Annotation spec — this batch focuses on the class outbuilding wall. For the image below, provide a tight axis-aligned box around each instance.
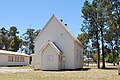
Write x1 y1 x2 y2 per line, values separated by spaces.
0 54 29 66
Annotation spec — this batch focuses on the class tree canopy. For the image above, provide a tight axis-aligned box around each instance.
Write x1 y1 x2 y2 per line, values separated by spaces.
78 0 120 69
0 27 40 55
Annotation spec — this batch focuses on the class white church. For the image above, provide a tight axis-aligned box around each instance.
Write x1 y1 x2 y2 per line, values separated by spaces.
32 15 84 70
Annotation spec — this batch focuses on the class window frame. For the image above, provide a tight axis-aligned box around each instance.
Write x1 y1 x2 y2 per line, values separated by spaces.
8 56 14 62
47 55 54 61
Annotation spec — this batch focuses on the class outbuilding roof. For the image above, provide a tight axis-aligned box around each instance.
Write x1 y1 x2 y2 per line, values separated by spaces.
0 50 30 57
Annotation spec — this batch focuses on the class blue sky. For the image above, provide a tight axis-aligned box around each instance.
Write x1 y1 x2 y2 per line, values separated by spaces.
0 0 92 36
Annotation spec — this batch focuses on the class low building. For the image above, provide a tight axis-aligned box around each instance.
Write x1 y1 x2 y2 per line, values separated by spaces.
0 50 29 66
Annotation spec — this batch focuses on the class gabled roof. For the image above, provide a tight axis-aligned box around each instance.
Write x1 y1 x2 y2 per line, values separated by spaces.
0 50 30 57
35 15 84 48
40 41 62 55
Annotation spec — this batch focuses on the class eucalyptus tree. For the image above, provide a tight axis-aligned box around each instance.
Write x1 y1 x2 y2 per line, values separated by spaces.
22 28 40 54
81 0 101 68
9 26 22 52
81 0 120 68
104 0 120 65
0 27 10 50
77 33 89 55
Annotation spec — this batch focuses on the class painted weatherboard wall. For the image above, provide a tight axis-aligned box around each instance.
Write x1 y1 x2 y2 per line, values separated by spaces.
0 54 29 66
74 41 83 68
41 44 60 70
34 16 75 69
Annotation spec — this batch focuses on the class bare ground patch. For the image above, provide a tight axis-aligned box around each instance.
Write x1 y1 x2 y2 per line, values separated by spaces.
0 67 33 73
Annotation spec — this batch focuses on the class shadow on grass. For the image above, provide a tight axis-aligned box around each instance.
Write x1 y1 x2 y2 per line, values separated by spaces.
0 65 33 69
7 65 26 67
101 67 118 70
63 68 91 71
39 68 91 72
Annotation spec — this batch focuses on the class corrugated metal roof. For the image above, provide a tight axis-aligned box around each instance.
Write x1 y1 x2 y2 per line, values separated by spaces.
0 50 30 57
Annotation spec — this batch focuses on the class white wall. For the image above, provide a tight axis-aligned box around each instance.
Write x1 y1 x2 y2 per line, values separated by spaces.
0 54 29 66
41 44 59 70
34 16 75 69
74 41 83 68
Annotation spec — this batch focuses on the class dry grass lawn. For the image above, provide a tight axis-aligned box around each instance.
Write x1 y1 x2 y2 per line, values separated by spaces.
0 65 120 80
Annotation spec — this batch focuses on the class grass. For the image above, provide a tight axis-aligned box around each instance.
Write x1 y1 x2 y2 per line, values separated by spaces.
0 64 120 80
11 65 33 69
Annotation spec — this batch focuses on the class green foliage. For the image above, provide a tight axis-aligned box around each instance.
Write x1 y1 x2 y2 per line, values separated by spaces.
106 53 114 63
81 0 120 68
0 27 22 52
0 27 40 53
22 28 40 54
81 0 102 68
9 26 22 52
92 53 98 62
77 33 89 48
106 53 120 63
